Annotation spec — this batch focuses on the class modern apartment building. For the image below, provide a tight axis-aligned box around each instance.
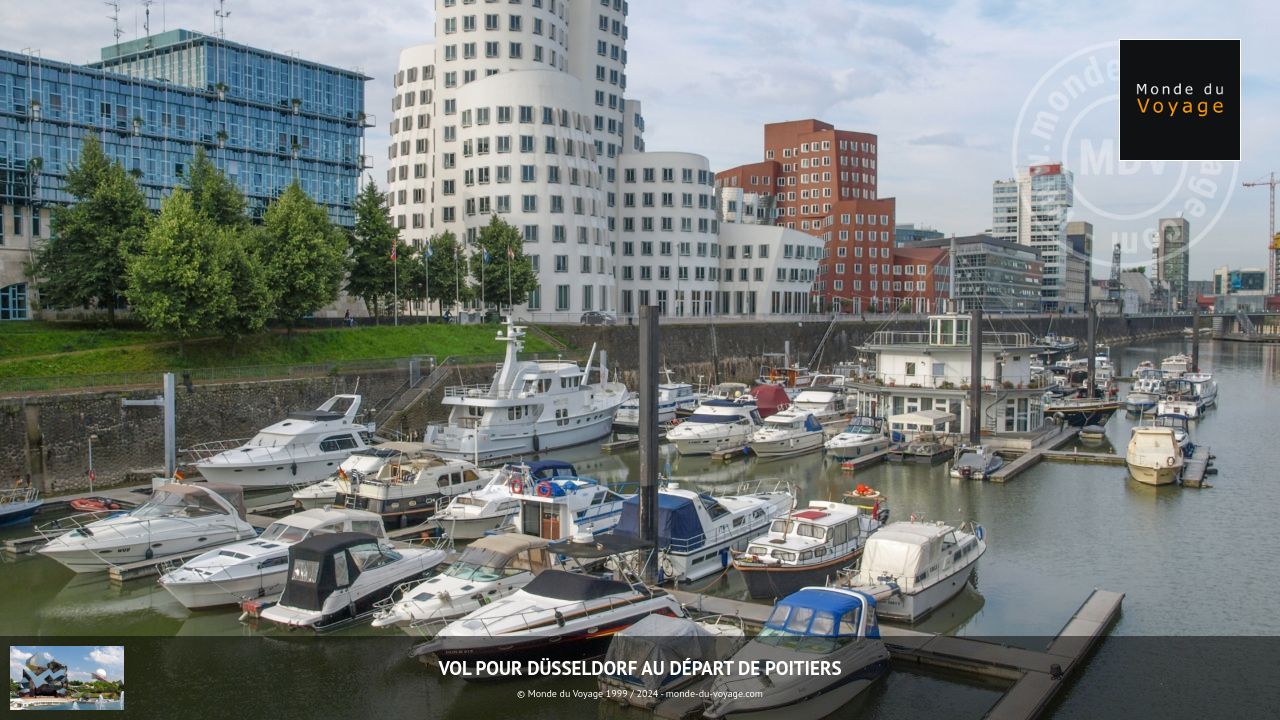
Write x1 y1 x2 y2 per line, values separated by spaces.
912 235 1043 313
716 119 897 314
894 223 944 247
717 223 823 316
0 31 370 320
1155 217 1190 310
992 163 1084 311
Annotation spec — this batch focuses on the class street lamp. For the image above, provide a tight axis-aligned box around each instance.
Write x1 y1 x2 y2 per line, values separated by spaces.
88 434 99 493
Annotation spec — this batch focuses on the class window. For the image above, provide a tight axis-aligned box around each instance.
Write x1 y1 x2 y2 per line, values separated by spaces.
556 285 570 311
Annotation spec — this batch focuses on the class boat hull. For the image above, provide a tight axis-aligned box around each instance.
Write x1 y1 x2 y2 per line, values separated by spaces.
427 512 514 540
425 413 620 464
825 438 890 459
749 432 824 458
161 568 287 609
1127 463 1182 486
38 527 252 573
873 555 980 623
737 549 861 600
1046 403 1122 427
0 502 42 527
669 427 754 456
196 456 346 488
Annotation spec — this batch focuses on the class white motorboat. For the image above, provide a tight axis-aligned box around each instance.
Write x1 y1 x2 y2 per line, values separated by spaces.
291 443 435 510
1161 353 1192 378
0 486 42 527
158 508 389 609
614 373 700 429
1183 372 1218 408
1126 426 1184 485
1155 378 1207 418
370 534 553 630
667 399 764 456
422 318 628 463
1124 372 1166 413
949 445 1005 480
733 499 884 600
785 385 853 431
703 587 890 719
749 411 825 458
612 482 793 583
840 519 986 623
37 483 256 573
510 461 632 541
409 568 686 667
257 531 447 631
425 462 533 539
825 416 890 459
336 454 487 528
599 613 747 710
704 382 752 402
193 395 373 488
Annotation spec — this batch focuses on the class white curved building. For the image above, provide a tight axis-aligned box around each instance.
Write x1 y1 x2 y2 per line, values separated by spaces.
387 44 437 316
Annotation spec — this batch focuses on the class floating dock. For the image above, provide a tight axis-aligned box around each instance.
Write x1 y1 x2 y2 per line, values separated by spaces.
989 428 1080 482
1180 445 1214 488
601 432 667 454
668 587 1123 720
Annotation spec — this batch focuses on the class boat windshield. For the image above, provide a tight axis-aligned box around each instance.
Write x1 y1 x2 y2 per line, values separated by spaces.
843 422 878 435
260 522 310 543
757 604 862 652
686 413 739 424
246 432 296 448
768 519 825 539
132 489 225 518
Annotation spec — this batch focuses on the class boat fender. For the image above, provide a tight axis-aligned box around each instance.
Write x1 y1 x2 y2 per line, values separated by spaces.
719 547 730 569
659 553 676 580
1166 395 1176 402
975 525 984 541
291 461 298 476
554 609 565 628
144 548 154 560
532 434 540 454
535 481 554 497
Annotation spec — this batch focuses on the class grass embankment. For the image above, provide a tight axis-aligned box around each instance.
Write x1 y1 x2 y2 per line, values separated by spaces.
0 322 560 380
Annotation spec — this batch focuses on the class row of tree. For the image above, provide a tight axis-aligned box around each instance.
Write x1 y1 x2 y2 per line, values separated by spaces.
32 135 539 343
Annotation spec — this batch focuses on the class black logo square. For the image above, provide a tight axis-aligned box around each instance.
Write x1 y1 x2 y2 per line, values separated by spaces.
1119 39 1240 161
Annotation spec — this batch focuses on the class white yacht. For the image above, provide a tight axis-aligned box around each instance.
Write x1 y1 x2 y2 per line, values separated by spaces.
1156 377 1211 418
370 534 553 630
667 399 764 456
37 483 256 573
422 318 628 463
1161 353 1192 378
704 587 890 720
733 499 884 599
749 411 825 458
611 482 793 583
158 508 389 609
193 395 373 488
840 519 986 623
409 569 685 667
785 385 853 431
704 382 752 402
1126 426 1184 486
0 486 42 527
291 443 435 510
614 373 700 429
258 532 447 631
824 416 890 459
336 455 487 528
510 462 632 541
1124 372 1166 413
949 445 1005 480
1183 372 1218 408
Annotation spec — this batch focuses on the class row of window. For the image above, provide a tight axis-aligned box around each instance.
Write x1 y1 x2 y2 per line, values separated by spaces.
622 166 713 186
619 216 717 234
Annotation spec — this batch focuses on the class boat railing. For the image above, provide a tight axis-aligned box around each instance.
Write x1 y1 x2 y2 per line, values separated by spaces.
182 438 251 462
34 510 241 543
443 383 505 399
0 486 39 505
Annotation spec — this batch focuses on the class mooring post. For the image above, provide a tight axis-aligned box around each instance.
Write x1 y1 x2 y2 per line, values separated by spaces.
969 308 982 446
1191 304 1201 372
1087 303 1097 398
638 306 660 584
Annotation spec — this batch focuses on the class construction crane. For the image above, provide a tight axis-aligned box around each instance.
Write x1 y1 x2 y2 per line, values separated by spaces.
1242 172 1278 294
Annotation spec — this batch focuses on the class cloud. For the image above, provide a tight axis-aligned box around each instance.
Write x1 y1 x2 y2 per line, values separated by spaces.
9 647 33 681
909 132 968 148
88 646 124 673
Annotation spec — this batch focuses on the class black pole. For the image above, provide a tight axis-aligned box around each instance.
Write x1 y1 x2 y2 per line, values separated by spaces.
1086 302 1097 398
638 306 660 584
1191 304 1201 372
969 308 982 445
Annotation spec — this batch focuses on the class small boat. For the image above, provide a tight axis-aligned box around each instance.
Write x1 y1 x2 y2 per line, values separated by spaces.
1079 425 1107 443
614 372 700 429
159 507 390 609
1126 427 1184 486
409 568 686 667
335 454 488 528
1124 372 1166 413
748 411 825 458
704 382 752 402
949 445 1004 480
291 443 436 510
193 394 373 488
1154 413 1194 456
37 483 256 573
842 485 890 522
257 531 447 631
667 399 764 456
1155 379 1205 418
839 519 986 623
610 482 792 583
733 499 884 600
785 385 854 431
0 486 43 527
426 461 555 539
67 496 122 514
599 613 747 710
371 534 554 630
887 433 955 464
1044 397 1122 427
510 461 632 541
1161 354 1192 378
703 587 890 719
825 416 890 459
1183 372 1218 408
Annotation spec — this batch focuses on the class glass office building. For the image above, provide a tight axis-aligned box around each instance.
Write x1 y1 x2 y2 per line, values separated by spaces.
0 31 370 319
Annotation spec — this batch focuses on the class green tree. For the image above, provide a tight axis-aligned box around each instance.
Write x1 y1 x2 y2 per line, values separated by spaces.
467 215 539 311
344 181 400 321
260 181 347 329
184 146 247 227
214 227 274 343
125 190 235 349
423 231 472 317
35 135 149 324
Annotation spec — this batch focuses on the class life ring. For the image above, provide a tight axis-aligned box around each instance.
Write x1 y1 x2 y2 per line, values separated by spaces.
1166 395 1176 401
508 475 524 494
535 481 554 497
854 484 874 496
1166 456 1175 467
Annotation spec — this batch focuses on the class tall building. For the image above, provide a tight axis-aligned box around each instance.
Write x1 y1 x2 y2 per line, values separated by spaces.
1066 220 1094 305
0 31 370 320
1155 217 1190 310
894 223 944 247
388 0 657 319
717 119 896 314
911 235 1043 313
992 163 1083 311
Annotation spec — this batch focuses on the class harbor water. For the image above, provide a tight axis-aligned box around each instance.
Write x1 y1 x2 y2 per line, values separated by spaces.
4 337 1280 718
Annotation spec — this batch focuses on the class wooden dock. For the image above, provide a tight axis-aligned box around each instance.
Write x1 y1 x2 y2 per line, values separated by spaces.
601 432 667 454
989 428 1080 482
1181 445 1214 488
668 587 1123 720
1039 449 1126 465
835 447 893 471
710 445 752 462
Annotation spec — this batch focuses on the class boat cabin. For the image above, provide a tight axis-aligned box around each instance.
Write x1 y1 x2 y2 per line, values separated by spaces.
887 410 956 442
760 587 880 644
279 531 404 613
856 522 979 594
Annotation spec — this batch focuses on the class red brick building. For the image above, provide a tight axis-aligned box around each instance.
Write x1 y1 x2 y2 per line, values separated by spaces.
716 119 897 313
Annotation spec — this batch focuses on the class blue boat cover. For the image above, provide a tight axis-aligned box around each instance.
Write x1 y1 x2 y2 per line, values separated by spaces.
764 588 878 638
613 493 705 551
526 460 576 479
803 414 823 433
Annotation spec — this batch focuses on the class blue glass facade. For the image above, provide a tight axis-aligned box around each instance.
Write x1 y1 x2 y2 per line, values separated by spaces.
0 30 369 225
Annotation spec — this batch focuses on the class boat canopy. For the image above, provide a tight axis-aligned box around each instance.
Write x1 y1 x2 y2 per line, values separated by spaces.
764 587 878 639
614 493 706 552
750 384 790 416
521 569 634 601
525 460 577 479
459 534 552 572
604 614 746 692
150 483 246 519
280 531 379 611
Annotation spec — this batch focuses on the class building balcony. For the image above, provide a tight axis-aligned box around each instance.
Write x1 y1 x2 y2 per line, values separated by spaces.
863 329 1038 349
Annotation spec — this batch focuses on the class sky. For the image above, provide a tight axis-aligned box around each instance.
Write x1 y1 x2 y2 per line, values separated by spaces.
9 646 125 683
2 0 1277 280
